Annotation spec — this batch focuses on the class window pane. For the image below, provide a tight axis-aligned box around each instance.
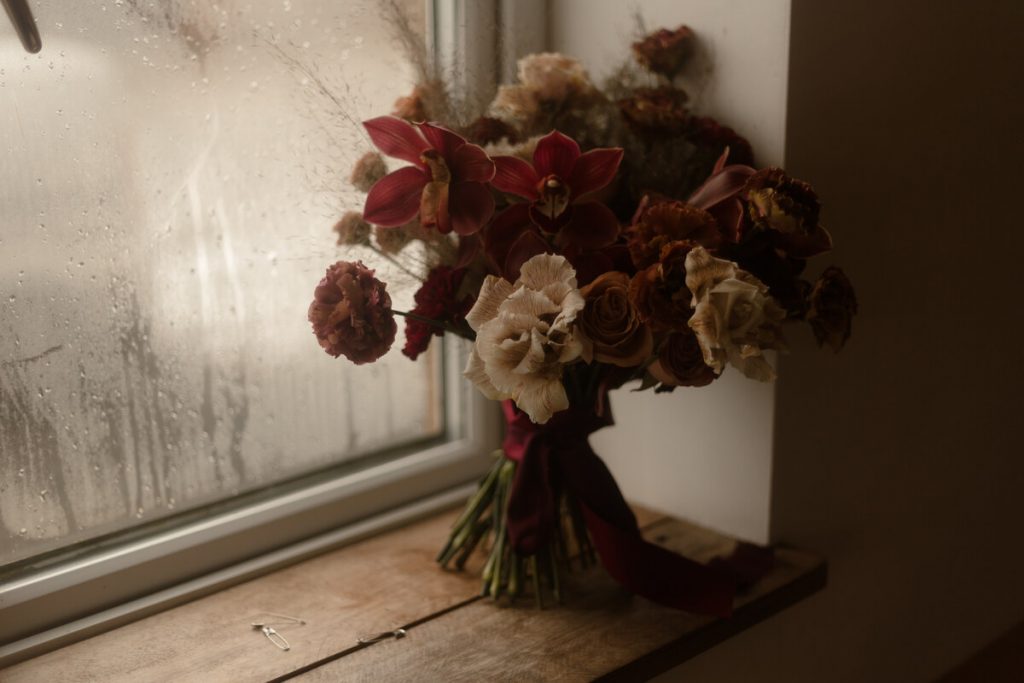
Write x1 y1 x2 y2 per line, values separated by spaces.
0 0 437 567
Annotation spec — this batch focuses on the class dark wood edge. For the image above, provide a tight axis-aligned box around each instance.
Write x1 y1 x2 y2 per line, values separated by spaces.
595 558 829 682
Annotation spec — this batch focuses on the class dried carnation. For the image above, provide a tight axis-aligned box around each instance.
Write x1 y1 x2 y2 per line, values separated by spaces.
632 26 696 79
688 116 755 167
627 199 720 270
685 246 786 381
618 86 690 135
806 266 857 352
350 152 389 193
744 167 832 258
403 266 473 361
629 240 696 332
308 261 397 364
463 253 586 424
333 211 371 247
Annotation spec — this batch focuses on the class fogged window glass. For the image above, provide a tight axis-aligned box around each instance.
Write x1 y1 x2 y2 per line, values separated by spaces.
0 0 438 566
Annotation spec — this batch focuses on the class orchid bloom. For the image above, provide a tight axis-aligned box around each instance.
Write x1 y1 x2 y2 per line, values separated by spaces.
362 116 497 235
486 131 623 278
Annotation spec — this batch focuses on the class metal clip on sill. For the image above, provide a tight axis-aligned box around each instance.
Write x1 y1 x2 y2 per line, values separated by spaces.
2 0 41 53
357 628 407 645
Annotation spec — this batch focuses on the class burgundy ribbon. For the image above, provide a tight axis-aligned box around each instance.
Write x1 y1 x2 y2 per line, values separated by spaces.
501 399 772 618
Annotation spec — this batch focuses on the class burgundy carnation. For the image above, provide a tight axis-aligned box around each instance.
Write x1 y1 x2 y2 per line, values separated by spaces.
628 241 696 332
687 116 755 167
806 266 857 352
308 261 397 364
744 167 832 258
403 266 473 360
627 198 719 270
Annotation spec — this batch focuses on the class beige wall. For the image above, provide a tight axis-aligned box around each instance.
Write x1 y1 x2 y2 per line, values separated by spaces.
555 0 1024 680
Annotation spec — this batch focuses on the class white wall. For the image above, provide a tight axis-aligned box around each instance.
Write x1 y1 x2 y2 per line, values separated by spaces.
558 0 1024 681
552 0 793 544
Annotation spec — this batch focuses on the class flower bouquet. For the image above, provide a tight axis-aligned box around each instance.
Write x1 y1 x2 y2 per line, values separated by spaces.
308 23 856 615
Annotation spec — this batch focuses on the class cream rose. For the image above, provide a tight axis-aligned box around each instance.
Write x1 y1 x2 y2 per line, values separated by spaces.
463 254 585 424
685 246 786 382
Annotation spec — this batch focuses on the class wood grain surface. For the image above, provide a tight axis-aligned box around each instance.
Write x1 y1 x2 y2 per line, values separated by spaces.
0 505 826 683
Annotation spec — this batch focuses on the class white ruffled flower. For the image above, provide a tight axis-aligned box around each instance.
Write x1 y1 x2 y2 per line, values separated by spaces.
463 254 585 424
685 246 786 382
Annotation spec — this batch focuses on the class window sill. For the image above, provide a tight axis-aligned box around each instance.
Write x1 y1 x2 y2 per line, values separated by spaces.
0 504 825 682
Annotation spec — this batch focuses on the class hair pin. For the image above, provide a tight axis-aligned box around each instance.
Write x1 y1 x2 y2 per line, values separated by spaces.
357 628 407 645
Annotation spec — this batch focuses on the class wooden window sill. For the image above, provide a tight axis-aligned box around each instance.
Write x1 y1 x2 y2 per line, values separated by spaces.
1 505 825 682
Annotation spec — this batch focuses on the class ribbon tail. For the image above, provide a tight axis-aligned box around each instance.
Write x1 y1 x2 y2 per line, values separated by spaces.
562 444 737 618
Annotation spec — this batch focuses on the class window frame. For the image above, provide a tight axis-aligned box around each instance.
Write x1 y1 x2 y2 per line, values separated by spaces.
0 0 547 665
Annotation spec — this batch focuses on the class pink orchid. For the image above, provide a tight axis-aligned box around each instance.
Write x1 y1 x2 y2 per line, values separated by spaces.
362 116 496 235
486 131 623 278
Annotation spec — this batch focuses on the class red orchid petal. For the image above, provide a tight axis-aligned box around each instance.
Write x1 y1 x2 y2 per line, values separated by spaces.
504 229 551 281
568 249 614 287
556 202 620 250
455 233 482 269
533 130 581 179
417 122 466 160
569 147 623 199
448 181 496 236
484 203 532 273
491 156 540 199
452 143 496 183
364 116 430 166
688 164 757 211
363 166 429 226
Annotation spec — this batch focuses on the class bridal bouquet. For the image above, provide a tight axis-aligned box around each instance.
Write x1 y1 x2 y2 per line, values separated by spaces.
308 23 856 615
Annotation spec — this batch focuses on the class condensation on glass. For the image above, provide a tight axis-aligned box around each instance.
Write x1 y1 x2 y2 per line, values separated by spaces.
0 0 437 566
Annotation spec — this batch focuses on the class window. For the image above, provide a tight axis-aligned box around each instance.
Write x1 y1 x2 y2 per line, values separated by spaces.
0 0 501 661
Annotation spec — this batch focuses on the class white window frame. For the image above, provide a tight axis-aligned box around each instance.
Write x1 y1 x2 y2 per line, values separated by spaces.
0 0 547 665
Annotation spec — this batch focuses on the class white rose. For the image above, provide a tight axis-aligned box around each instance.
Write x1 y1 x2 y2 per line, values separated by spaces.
685 246 786 382
463 254 585 423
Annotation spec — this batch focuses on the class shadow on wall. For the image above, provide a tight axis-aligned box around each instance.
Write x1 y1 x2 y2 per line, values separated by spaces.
661 1 1024 682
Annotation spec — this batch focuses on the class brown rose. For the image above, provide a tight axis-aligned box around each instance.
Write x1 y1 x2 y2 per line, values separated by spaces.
649 329 717 388
744 167 833 258
578 272 653 367
806 266 857 352
632 26 696 79
308 261 397 364
627 199 719 270
629 240 696 331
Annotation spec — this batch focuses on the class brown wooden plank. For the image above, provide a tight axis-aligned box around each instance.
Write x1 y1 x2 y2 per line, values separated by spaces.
1 504 668 683
291 520 825 683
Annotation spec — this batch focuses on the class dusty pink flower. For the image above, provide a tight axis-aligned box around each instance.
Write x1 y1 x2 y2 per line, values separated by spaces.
362 116 496 236
308 261 397 364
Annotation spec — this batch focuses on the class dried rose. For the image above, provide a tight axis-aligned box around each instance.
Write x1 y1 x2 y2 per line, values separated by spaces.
618 86 690 135
350 152 388 193
806 266 857 352
629 240 696 332
632 26 696 79
362 116 496 235
744 167 832 258
333 211 371 247
685 246 786 381
627 198 719 270
463 254 585 424
403 266 473 361
649 329 717 388
308 261 397 364
578 272 653 367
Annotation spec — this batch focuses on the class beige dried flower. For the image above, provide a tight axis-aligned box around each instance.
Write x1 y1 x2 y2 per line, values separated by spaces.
518 53 594 102
374 225 411 254
333 211 372 246
350 152 388 193
685 246 786 382
463 254 586 424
